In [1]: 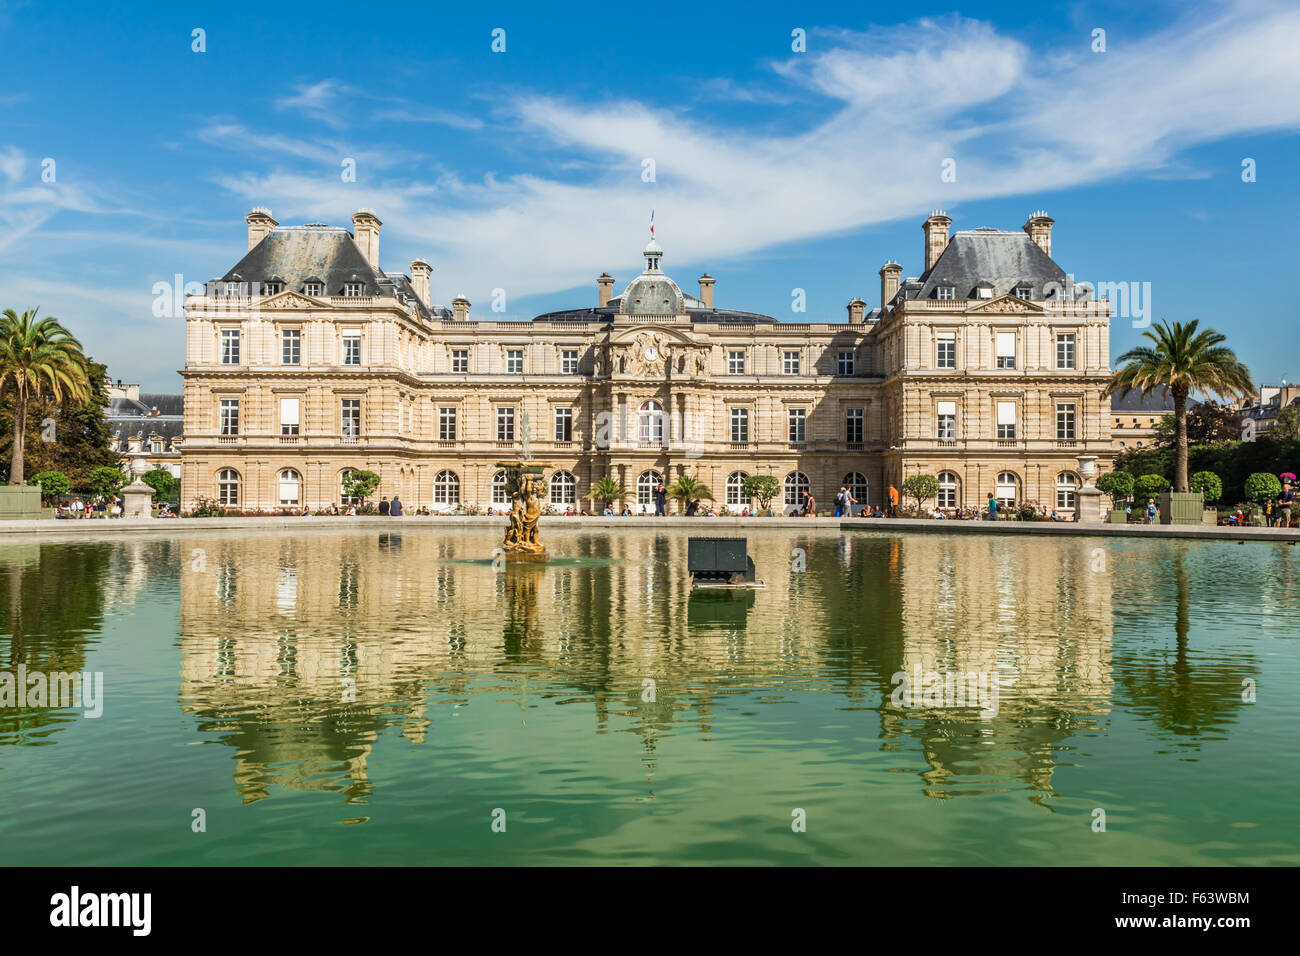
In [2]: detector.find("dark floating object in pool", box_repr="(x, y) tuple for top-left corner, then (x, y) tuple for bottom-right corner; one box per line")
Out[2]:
(688, 537), (764, 590)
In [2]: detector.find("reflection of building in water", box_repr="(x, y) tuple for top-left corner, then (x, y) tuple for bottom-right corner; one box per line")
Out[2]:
(177, 528), (1116, 804)
(884, 534), (1114, 798)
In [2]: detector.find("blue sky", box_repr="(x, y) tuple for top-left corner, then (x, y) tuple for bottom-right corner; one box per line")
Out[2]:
(2, 0), (1297, 391)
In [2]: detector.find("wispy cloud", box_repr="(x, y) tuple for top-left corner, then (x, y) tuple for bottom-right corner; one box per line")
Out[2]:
(275, 79), (347, 128)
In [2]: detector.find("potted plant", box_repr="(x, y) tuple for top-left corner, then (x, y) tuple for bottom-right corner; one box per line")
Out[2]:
(1189, 471), (1222, 525)
(1095, 471), (1133, 523)
(742, 474), (782, 515)
(1244, 472), (1282, 527)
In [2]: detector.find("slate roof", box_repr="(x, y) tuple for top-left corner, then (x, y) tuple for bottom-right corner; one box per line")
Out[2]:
(910, 229), (1067, 301)
(214, 225), (449, 321)
(1109, 386), (1174, 412)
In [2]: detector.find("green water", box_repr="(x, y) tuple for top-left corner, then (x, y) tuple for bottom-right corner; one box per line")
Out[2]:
(0, 527), (1296, 865)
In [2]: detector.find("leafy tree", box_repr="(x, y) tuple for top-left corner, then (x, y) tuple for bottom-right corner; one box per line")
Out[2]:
(0, 356), (117, 487)
(86, 465), (128, 500)
(901, 474), (940, 512)
(742, 474), (782, 512)
(1244, 472), (1282, 507)
(667, 474), (713, 511)
(0, 308), (94, 484)
(341, 468), (381, 506)
(29, 469), (69, 502)
(586, 475), (626, 510)
(1189, 471), (1222, 504)
(1133, 473), (1171, 505)
(142, 468), (178, 502)
(1095, 470), (1133, 508)
(1107, 319), (1252, 493)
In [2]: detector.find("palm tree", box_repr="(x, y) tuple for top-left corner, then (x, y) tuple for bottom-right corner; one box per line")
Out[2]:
(1107, 319), (1252, 493)
(667, 474), (713, 512)
(0, 308), (92, 485)
(585, 475), (627, 511)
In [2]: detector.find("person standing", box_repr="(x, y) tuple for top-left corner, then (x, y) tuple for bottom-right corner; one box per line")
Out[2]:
(653, 482), (667, 516)
(834, 486), (848, 517)
(888, 485), (899, 517)
(802, 490), (816, 517)
(987, 493), (998, 521)
(378, 496), (390, 516)
(1146, 499), (1157, 524)
(1278, 480), (1294, 528)
(390, 495), (403, 517)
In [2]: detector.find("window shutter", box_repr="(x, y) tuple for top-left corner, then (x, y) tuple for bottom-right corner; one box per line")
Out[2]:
(937, 401), (957, 416)
(997, 401), (1016, 425)
(280, 397), (299, 426)
(996, 332), (1016, 357)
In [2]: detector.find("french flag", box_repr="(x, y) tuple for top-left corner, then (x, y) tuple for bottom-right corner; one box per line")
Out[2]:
(650, 209), (655, 238)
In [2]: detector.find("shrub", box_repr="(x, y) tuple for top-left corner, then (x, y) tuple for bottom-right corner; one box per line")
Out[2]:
(29, 470), (70, 502)
(341, 469), (381, 507)
(900, 474), (939, 512)
(1189, 471), (1222, 504)
(86, 466), (128, 500)
(742, 474), (782, 512)
(1244, 472), (1282, 506)
(1133, 473), (1171, 505)
(1095, 470), (1133, 508)
(141, 468), (177, 502)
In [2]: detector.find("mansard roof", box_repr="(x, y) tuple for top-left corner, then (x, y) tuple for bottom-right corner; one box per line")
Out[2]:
(1109, 386), (1173, 412)
(912, 229), (1066, 301)
(217, 225), (449, 320)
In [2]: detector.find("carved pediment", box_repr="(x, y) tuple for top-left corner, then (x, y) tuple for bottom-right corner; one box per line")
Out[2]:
(261, 291), (321, 310)
(968, 294), (1044, 314)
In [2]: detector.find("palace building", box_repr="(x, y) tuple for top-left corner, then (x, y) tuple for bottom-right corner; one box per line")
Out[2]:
(180, 207), (1113, 514)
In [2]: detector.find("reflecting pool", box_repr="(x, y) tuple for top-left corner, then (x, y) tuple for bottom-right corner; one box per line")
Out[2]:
(1, 527), (1297, 865)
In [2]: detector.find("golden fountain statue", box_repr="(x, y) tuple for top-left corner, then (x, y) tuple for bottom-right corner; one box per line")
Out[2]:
(497, 461), (551, 562)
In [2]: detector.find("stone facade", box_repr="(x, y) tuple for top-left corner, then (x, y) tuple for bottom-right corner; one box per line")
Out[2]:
(181, 208), (1113, 514)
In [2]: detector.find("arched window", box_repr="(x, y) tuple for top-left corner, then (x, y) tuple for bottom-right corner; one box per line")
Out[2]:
(639, 400), (664, 444)
(636, 470), (662, 511)
(433, 470), (460, 506)
(1056, 472), (1079, 510)
(550, 470), (576, 505)
(995, 471), (1019, 510)
(937, 471), (959, 509)
(726, 471), (749, 506)
(784, 471), (809, 510)
(843, 472), (869, 511)
(278, 469), (302, 506)
(339, 468), (359, 505)
(217, 468), (240, 506)
(491, 470), (509, 505)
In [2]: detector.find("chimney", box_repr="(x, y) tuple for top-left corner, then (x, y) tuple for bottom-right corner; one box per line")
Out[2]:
(879, 261), (902, 311)
(1023, 210), (1054, 257)
(597, 273), (614, 307)
(451, 294), (471, 322)
(410, 258), (431, 307)
(246, 207), (277, 250)
(351, 208), (382, 269)
(847, 297), (866, 323)
(698, 274), (715, 309)
(922, 210), (951, 271)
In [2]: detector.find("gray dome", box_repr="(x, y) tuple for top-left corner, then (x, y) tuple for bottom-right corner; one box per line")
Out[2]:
(621, 274), (684, 315)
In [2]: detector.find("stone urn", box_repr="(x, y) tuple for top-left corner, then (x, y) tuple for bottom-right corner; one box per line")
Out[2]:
(1074, 455), (1105, 524)
(121, 453), (155, 518)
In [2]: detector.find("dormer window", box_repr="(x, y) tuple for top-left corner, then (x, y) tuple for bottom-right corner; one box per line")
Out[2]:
(263, 282), (283, 296)
(1014, 286), (1032, 300)
(344, 282), (364, 297)
(973, 282), (994, 299)
(937, 286), (955, 300)
(224, 283), (240, 297)
(304, 282), (323, 297)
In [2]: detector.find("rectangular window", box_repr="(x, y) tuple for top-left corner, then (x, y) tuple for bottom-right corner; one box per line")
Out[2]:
(220, 329), (240, 365)
(281, 329), (300, 365)
(497, 406), (515, 441)
(996, 401), (1016, 439)
(554, 407), (573, 441)
(782, 350), (801, 375)
(728, 350), (746, 375)
(730, 408), (749, 443)
(341, 398), (361, 438)
(936, 331), (956, 368)
(1014, 286), (1032, 300)
(342, 334), (361, 366)
(846, 408), (864, 444)
(438, 407), (457, 441)
(1056, 402), (1076, 440)
(451, 349), (469, 373)
(344, 282), (363, 297)
(304, 282), (323, 297)
(561, 349), (579, 374)
(837, 350), (855, 376)
(996, 331), (1016, 369)
(279, 397), (299, 436)
(937, 286), (955, 300)
(937, 400), (956, 440)
(507, 349), (524, 374)
(219, 398), (239, 436)
(788, 408), (806, 443)
(1056, 333), (1076, 370)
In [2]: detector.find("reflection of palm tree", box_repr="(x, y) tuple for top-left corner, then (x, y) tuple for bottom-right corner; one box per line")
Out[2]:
(1117, 548), (1257, 739)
